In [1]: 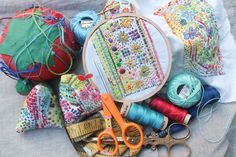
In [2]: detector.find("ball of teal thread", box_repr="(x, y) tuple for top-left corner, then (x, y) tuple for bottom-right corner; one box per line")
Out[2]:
(167, 73), (202, 108)
(70, 10), (99, 45)
(126, 103), (164, 130)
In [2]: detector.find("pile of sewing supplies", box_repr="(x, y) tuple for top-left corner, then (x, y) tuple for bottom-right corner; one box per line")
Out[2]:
(1, 0), (234, 156)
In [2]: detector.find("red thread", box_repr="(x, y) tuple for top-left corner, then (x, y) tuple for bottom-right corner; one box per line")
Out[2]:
(149, 97), (189, 124)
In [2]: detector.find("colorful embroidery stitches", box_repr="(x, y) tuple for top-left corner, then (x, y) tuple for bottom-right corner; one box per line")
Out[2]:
(154, 0), (223, 76)
(102, 0), (134, 18)
(59, 74), (102, 124)
(91, 16), (164, 99)
(16, 84), (63, 133)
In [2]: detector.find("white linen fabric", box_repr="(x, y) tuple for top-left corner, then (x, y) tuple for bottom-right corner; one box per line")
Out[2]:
(132, 0), (236, 103)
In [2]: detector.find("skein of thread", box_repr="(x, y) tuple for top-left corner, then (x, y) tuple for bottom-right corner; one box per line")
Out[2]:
(157, 84), (221, 137)
(149, 97), (191, 124)
(121, 102), (168, 130)
(167, 73), (202, 108)
(188, 84), (221, 118)
(70, 10), (99, 45)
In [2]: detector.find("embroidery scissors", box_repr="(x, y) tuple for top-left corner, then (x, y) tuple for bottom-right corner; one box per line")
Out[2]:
(87, 123), (191, 157)
(144, 123), (191, 157)
(97, 94), (144, 156)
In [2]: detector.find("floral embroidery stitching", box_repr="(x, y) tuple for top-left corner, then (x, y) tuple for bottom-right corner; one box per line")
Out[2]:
(154, 0), (224, 76)
(103, 0), (134, 18)
(91, 16), (165, 99)
(59, 74), (102, 124)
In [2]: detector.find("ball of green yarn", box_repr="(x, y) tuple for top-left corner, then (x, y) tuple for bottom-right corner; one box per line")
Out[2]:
(167, 73), (202, 108)
(16, 79), (34, 96)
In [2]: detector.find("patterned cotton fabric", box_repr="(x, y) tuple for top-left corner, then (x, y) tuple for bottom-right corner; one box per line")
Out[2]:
(59, 74), (102, 124)
(16, 84), (63, 133)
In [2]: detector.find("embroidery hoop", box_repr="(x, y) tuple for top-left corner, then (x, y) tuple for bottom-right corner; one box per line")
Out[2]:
(83, 13), (172, 103)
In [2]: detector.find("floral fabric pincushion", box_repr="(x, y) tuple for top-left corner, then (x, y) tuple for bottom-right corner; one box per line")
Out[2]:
(59, 74), (102, 124)
(16, 84), (63, 133)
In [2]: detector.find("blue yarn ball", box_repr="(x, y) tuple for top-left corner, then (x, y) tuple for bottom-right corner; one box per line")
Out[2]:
(70, 10), (99, 45)
(167, 73), (202, 108)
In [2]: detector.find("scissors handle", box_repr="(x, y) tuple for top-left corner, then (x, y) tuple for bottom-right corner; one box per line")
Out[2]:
(166, 123), (191, 157)
(97, 129), (119, 156)
(167, 123), (191, 143)
(167, 142), (191, 157)
(122, 122), (144, 149)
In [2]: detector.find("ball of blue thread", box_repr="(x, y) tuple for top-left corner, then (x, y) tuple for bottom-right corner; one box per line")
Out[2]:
(167, 73), (202, 108)
(70, 10), (99, 45)
(188, 84), (220, 118)
(126, 103), (164, 130)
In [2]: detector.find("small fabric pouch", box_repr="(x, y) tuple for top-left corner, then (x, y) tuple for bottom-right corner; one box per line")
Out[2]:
(59, 74), (102, 124)
(16, 84), (63, 133)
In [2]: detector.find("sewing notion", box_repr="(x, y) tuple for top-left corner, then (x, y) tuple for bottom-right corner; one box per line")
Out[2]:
(143, 123), (191, 157)
(121, 102), (168, 130)
(98, 94), (144, 156)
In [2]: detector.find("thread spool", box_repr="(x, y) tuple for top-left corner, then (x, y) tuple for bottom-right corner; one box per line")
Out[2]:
(120, 102), (168, 130)
(71, 10), (99, 45)
(149, 97), (191, 124)
(157, 84), (220, 138)
(167, 73), (202, 108)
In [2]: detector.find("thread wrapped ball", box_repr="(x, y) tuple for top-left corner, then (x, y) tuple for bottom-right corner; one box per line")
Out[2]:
(167, 73), (202, 108)
(70, 10), (99, 45)
(0, 7), (78, 81)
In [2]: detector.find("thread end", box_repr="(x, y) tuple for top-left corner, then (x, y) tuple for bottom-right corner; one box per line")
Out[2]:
(184, 114), (191, 124)
(120, 102), (131, 117)
(161, 116), (169, 130)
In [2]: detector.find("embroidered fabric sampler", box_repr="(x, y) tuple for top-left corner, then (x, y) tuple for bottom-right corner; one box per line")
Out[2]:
(155, 0), (223, 76)
(91, 16), (164, 99)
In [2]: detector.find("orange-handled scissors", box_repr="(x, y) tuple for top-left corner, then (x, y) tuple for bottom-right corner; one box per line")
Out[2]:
(97, 94), (144, 156)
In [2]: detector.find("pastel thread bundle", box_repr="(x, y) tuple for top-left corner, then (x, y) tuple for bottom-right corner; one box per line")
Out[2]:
(121, 103), (168, 130)
(154, 0), (223, 76)
(167, 73), (202, 108)
(59, 74), (102, 124)
(16, 84), (63, 133)
(71, 10), (99, 45)
(149, 97), (191, 124)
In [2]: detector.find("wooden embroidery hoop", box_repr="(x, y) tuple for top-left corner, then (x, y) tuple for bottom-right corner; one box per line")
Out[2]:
(82, 13), (172, 103)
